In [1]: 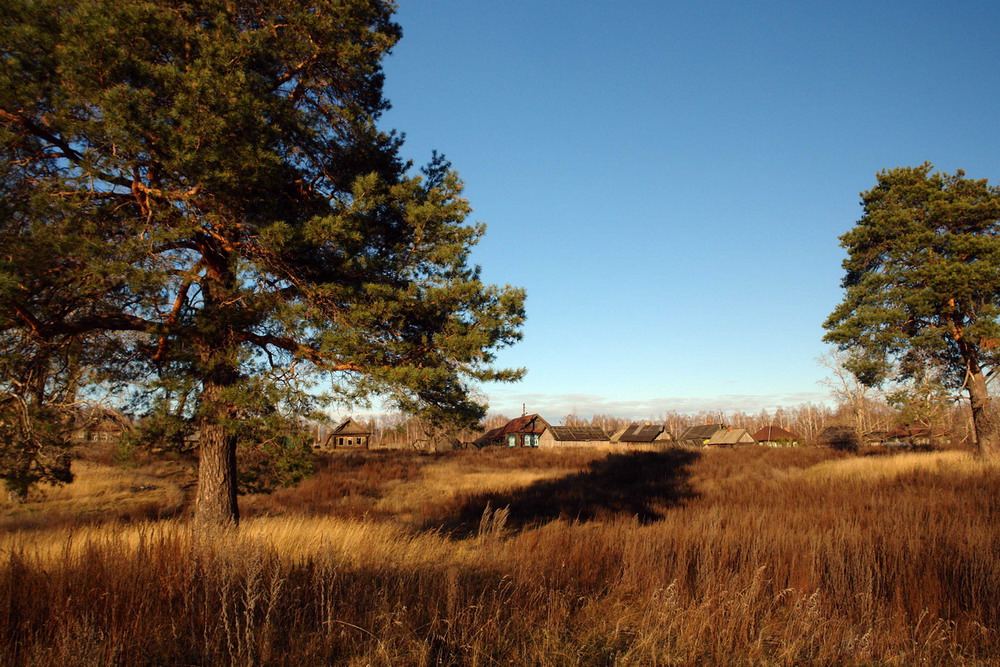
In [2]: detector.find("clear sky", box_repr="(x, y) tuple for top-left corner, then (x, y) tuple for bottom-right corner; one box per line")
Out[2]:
(376, 0), (1000, 420)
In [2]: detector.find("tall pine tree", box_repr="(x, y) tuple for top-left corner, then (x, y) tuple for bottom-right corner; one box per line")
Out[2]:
(824, 164), (1000, 457)
(0, 0), (525, 525)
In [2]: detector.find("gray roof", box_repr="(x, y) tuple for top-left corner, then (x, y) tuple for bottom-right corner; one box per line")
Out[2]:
(546, 426), (609, 442)
(678, 424), (726, 441)
(705, 428), (756, 445)
(613, 424), (670, 442)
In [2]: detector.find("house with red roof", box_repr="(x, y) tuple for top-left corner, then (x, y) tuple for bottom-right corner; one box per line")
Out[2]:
(473, 414), (551, 448)
(751, 425), (801, 447)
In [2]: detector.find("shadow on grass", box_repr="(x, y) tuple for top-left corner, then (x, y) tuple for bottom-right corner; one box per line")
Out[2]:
(427, 448), (700, 538)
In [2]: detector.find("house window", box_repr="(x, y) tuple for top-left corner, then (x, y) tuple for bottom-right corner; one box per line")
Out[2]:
(507, 435), (516, 447)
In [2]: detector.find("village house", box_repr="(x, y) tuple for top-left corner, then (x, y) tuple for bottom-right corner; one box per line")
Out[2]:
(882, 425), (947, 448)
(537, 425), (609, 448)
(677, 423), (756, 447)
(318, 418), (371, 449)
(474, 414), (550, 448)
(72, 408), (131, 443)
(610, 423), (673, 445)
(751, 425), (802, 447)
(677, 423), (724, 447)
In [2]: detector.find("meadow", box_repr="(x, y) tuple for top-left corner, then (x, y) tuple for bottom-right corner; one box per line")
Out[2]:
(0, 444), (997, 665)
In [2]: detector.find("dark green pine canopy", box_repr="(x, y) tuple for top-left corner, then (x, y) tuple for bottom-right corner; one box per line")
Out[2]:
(0, 0), (525, 522)
(824, 163), (1000, 457)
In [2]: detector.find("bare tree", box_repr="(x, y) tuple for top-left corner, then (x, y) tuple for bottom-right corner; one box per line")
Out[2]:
(818, 350), (887, 442)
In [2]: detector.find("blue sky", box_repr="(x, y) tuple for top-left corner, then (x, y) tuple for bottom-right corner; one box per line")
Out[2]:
(377, 1), (1000, 420)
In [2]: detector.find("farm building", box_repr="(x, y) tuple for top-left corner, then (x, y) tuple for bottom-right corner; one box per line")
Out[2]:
(677, 423), (756, 447)
(538, 425), (610, 448)
(610, 423), (673, 444)
(320, 418), (371, 449)
(705, 427), (757, 446)
(751, 425), (802, 446)
(474, 414), (550, 448)
(677, 423), (726, 447)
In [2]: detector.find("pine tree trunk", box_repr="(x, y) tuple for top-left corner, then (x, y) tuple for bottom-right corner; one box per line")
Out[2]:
(194, 377), (239, 528)
(966, 371), (1000, 459)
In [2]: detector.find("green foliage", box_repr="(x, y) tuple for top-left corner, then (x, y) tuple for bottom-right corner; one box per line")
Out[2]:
(0, 400), (73, 500)
(236, 427), (315, 495)
(0, 1), (525, 502)
(0, 332), (79, 499)
(824, 163), (1000, 391)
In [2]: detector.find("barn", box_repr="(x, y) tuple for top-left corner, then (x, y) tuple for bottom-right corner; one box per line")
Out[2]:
(538, 425), (610, 448)
(677, 423), (726, 447)
(678, 423), (756, 447)
(610, 424), (673, 445)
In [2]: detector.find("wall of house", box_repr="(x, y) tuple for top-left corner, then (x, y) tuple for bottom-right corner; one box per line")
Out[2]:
(316, 435), (369, 449)
(538, 432), (608, 448)
(508, 433), (540, 447)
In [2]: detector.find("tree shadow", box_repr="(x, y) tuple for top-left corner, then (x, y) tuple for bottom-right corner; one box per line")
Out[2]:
(426, 448), (700, 539)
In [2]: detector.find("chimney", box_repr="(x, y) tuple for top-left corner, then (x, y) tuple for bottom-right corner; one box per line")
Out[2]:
(522, 403), (526, 417)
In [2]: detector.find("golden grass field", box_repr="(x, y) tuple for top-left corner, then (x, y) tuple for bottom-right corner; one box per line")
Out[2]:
(0, 444), (998, 665)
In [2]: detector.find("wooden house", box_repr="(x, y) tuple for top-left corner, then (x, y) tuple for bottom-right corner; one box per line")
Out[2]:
(320, 418), (371, 449)
(677, 423), (726, 447)
(678, 423), (756, 447)
(538, 425), (609, 448)
(751, 425), (801, 447)
(72, 408), (131, 443)
(474, 414), (550, 448)
(610, 424), (673, 445)
(883, 425), (947, 448)
(705, 427), (756, 446)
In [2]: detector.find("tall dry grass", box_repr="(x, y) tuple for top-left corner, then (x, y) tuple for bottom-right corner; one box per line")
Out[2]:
(0, 460), (186, 532)
(0, 446), (998, 665)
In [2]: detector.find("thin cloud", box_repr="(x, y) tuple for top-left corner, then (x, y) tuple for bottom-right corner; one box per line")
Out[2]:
(486, 390), (831, 420)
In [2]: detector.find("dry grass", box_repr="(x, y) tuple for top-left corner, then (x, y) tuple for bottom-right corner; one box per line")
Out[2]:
(805, 449), (995, 482)
(1, 445), (998, 665)
(376, 450), (596, 525)
(240, 447), (603, 525)
(0, 460), (186, 532)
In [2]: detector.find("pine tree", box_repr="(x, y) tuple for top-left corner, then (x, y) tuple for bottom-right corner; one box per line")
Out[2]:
(824, 164), (1000, 457)
(0, 0), (525, 525)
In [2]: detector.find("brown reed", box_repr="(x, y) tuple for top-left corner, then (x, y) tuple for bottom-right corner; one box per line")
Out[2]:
(0, 445), (997, 665)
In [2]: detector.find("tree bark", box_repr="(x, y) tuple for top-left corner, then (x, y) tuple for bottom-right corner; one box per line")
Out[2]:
(966, 371), (1000, 459)
(194, 377), (239, 528)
